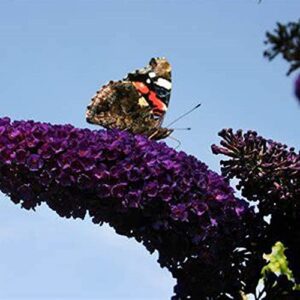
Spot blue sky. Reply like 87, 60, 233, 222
0, 1, 299, 299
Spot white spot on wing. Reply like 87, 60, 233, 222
149, 72, 156, 78
155, 78, 172, 90
161, 103, 167, 111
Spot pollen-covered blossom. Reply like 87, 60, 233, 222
0, 117, 262, 299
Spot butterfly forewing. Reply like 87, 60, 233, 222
86, 57, 173, 140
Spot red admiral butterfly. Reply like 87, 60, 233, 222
86, 57, 173, 140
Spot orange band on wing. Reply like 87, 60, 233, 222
148, 91, 166, 112
133, 81, 149, 94
133, 81, 166, 114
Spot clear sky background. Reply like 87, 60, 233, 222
0, 1, 299, 299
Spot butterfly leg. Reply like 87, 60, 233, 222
148, 129, 159, 140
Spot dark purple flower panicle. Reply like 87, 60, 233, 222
295, 74, 300, 102
0, 117, 260, 299
212, 129, 300, 215
212, 128, 300, 282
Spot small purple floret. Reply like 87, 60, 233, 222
26, 154, 44, 171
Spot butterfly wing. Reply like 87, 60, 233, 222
125, 57, 172, 122
86, 57, 172, 139
86, 81, 148, 131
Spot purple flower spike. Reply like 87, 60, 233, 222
212, 128, 300, 283
0, 117, 262, 299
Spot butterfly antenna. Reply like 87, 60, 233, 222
173, 127, 191, 131
166, 103, 201, 128
168, 135, 181, 149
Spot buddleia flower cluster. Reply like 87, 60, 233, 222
0, 117, 266, 299
212, 129, 300, 291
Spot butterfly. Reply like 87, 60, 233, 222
86, 57, 173, 140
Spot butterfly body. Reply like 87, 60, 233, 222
86, 58, 173, 140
